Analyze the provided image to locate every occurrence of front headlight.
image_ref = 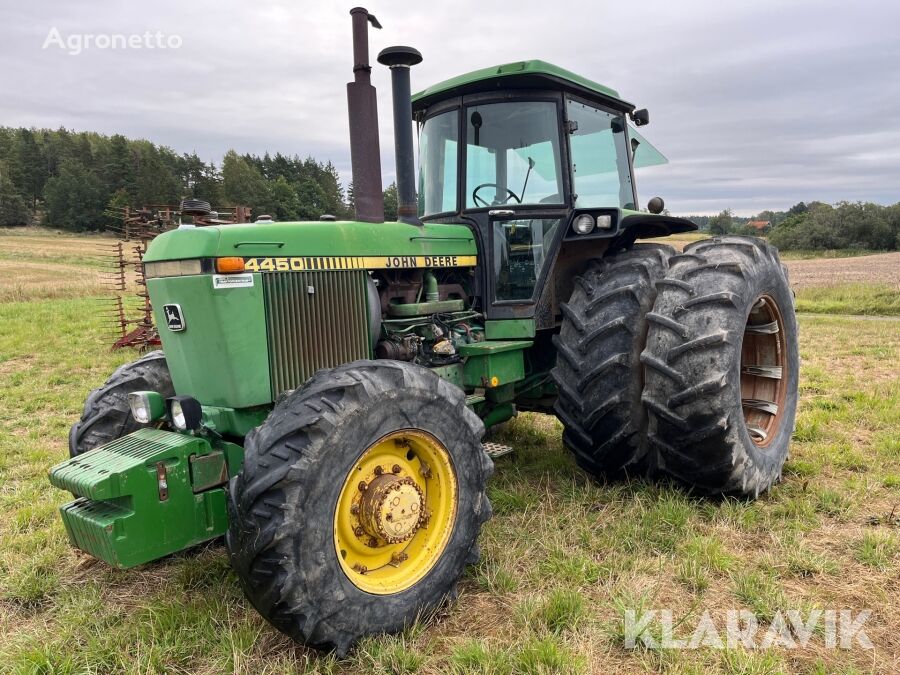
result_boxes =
[128,391,165,424]
[596,214,613,229]
[167,396,202,431]
[573,214,595,234]
[170,400,186,430]
[144,259,203,279]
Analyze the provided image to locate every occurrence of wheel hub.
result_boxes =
[359,474,424,544]
[741,295,788,446]
[334,429,458,594]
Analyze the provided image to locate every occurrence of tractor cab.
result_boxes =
[412,61,693,323]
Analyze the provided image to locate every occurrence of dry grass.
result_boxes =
[0,228,141,302]
[639,231,708,251]
[0,231,898,674]
[0,227,121,268]
[0,260,105,302]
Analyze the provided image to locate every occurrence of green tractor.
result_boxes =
[51,8,798,653]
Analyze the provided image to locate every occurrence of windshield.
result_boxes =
[418,110,459,217]
[567,99,635,209]
[465,101,563,209]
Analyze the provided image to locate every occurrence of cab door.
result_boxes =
[458,94,570,319]
[485,210,566,319]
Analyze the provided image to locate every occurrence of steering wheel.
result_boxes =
[472,183,522,208]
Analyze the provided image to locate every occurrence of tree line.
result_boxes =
[0,126,896,251]
[685,201,899,251]
[0,127,400,230]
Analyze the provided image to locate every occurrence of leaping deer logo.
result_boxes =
[164,305,183,330]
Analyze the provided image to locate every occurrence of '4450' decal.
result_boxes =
[243,255,477,272]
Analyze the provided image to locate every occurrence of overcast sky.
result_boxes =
[1,0,898,215]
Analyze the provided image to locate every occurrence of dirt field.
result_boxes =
[784,252,900,289]
[646,233,899,291]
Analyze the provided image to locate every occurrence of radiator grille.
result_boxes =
[263,271,370,396]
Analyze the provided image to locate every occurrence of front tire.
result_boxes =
[641,236,799,497]
[69,350,174,456]
[226,360,493,654]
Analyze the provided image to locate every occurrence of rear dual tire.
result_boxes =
[553,237,798,497]
[641,236,798,496]
[552,244,675,475]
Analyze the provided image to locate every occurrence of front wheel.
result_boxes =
[226,360,493,654]
[69,350,174,456]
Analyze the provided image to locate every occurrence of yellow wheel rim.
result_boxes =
[334,429,458,594]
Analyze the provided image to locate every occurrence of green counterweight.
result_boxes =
[49,429,239,569]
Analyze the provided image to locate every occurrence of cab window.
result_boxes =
[418,110,459,217]
[465,101,563,208]
[492,217,563,301]
[567,99,635,209]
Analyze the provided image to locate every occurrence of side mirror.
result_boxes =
[647,197,665,214]
[631,108,650,126]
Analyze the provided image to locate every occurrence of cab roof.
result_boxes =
[412,60,633,113]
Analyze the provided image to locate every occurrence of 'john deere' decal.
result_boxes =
[242,255,477,272]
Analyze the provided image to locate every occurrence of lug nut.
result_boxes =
[374,466,384,476]
[358,481,367,492]
[392,464,402,474]
[354,526,365,537]
[368,537,380,548]
[350,503,360,515]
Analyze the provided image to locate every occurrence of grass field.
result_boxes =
[794,284,900,316]
[0,229,898,674]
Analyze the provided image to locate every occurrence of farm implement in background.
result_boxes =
[97,201,250,349]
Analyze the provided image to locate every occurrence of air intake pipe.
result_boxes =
[377,46,423,226]
[347,7,384,223]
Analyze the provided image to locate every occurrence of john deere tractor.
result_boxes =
[51,8,798,653]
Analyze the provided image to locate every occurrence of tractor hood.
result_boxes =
[142,219,480,411]
[144,220,477,262]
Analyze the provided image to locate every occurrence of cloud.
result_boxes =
[1,0,897,214]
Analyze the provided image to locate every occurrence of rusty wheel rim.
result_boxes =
[740,295,788,447]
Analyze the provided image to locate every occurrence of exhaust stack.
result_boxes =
[347,7,384,223]
[377,46,423,225]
